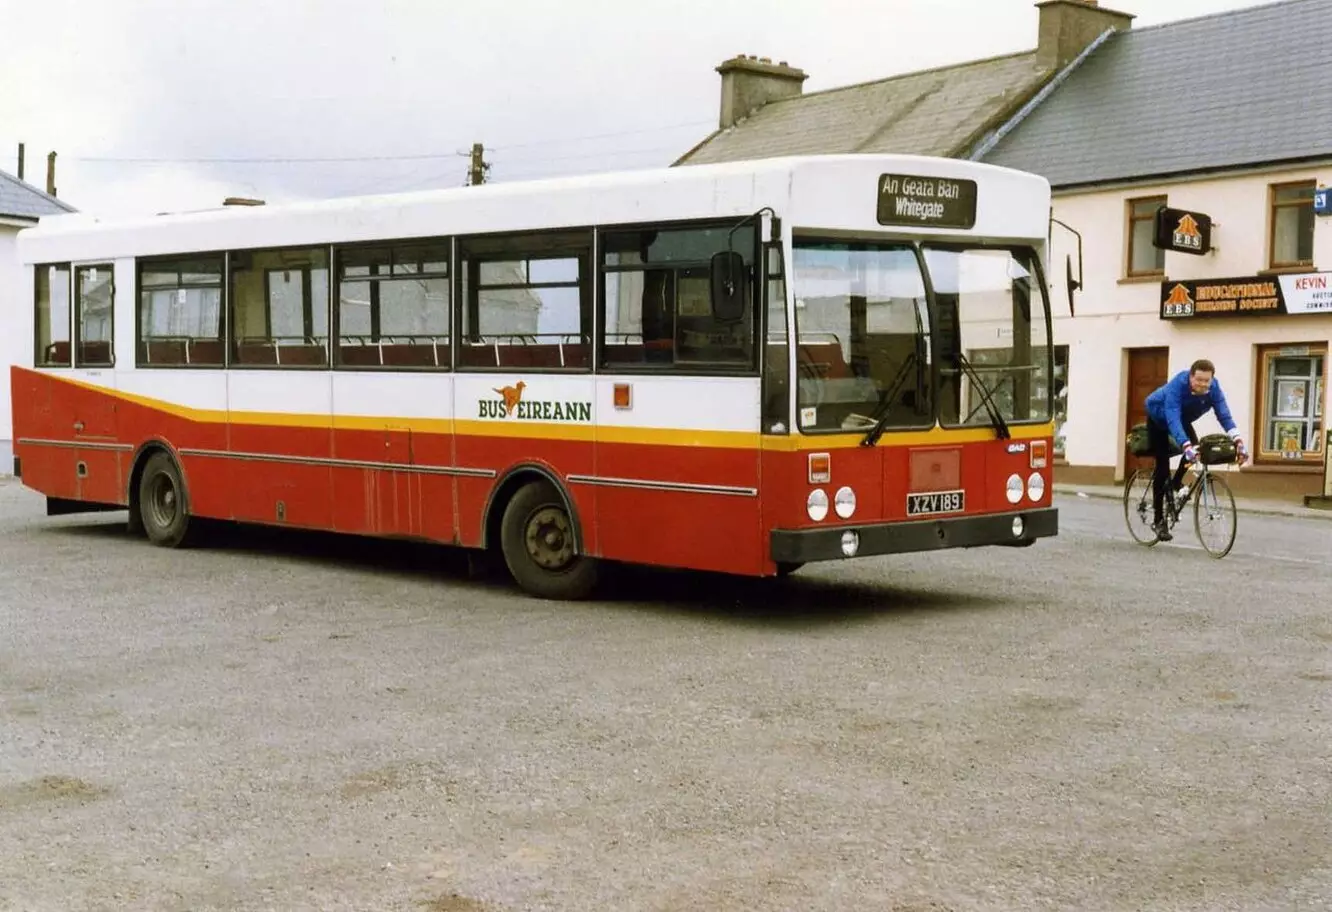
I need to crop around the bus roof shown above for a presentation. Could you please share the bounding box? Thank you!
[17,153,1051,264]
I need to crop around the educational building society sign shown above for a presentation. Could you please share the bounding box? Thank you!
[1160,272,1332,320]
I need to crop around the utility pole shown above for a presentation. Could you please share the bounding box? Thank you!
[467,142,489,186]
[46,151,57,197]
[17,143,24,181]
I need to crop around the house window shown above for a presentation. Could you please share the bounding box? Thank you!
[1051,344,1069,458]
[1256,343,1324,462]
[1269,181,1315,269]
[1126,196,1166,277]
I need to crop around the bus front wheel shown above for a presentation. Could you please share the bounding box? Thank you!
[138,451,195,548]
[499,480,598,600]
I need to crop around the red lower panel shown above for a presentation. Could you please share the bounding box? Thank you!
[77,448,128,505]
[594,440,762,574]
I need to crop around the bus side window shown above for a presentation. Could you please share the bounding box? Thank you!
[75,264,115,368]
[35,263,72,367]
[599,222,757,372]
[136,255,225,367]
[457,229,592,372]
[229,247,330,368]
[335,242,450,369]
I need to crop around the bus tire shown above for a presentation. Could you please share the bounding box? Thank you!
[499,479,598,600]
[137,450,195,548]
[775,561,804,577]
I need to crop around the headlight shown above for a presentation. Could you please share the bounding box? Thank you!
[834,486,857,519]
[840,530,860,557]
[1027,472,1045,502]
[1006,473,1024,504]
[1012,516,1025,537]
[807,488,829,521]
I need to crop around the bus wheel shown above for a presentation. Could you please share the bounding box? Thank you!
[138,451,195,548]
[775,561,804,577]
[499,480,598,600]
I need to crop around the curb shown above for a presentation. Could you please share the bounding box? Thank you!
[1054,485,1332,522]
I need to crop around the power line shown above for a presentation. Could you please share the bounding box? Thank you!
[14,120,715,166]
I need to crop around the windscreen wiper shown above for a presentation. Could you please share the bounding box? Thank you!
[954,353,1011,440]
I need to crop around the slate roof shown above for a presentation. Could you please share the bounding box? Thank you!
[981,0,1332,188]
[677,50,1056,165]
[0,169,76,220]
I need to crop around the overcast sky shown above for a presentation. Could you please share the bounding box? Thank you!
[0,0,1287,217]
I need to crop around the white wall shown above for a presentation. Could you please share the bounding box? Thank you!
[1047,164,1332,474]
[0,227,22,442]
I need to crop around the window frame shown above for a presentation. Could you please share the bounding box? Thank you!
[331,236,454,372]
[1267,180,1316,270]
[33,261,72,369]
[595,216,761,377]
[134,251,228,369]
[226,243,333,371]
[74,262,116,368]
[1253,342,1326,464]
[455,227,595,374]
[1125,195,1167,278]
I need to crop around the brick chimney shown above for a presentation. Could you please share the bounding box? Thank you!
[716,54,808,129]
[1036,0,1134,70]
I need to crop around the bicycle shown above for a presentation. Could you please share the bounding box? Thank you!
[1122,429,1239,558]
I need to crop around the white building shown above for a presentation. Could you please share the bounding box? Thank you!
[1,168,77,453]
[982,0,1331,501]
[680,0,1332,502]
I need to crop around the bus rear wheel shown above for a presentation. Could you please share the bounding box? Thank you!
[138,451,195,548]
[499,480,598,600]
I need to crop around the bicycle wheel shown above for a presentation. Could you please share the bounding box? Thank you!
[1123,468,1161,546]
[1193,472,1237,558]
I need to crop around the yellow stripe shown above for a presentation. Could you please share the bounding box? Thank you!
[33,370,1051,451]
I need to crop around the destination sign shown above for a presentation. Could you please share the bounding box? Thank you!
[877,173,977,229]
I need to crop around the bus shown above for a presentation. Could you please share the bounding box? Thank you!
[9,153,1062,600]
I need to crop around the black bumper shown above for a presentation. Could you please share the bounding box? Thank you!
[771,508,1059,564]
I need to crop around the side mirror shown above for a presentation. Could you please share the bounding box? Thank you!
[710,250,748,323]
[1065,254,1081,318]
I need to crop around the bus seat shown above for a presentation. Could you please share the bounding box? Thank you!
[79,340,113,364]
[381,343,437,367]
[277,344,328,366]
[188,339,225,365]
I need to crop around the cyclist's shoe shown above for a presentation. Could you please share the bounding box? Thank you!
[1152,519,1173,541]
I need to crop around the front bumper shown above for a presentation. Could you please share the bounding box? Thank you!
[770,508,1058,564]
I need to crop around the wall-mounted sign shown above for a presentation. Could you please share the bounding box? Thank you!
[1153,206,1213,255]
[1315,187,1330,217]
[877,173,977,229]
[1160,271,1332,320]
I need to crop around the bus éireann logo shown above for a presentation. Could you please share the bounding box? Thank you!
[494,381,526,416]
[479,380,593,422]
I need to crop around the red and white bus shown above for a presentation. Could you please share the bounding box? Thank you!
[10,153,1062,599]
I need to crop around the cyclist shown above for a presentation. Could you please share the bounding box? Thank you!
[1143,358,1248,541]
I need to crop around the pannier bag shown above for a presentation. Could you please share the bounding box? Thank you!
[1126,423,1182,458]
[1198,433,1237,465]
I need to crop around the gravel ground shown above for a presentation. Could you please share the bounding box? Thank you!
[1,477,1329,912]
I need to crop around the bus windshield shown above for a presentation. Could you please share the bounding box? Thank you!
[791,239,1052,435]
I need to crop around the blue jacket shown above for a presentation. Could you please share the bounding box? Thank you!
[1146,370,1238,445]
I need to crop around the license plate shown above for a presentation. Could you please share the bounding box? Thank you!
[907,489,965,516]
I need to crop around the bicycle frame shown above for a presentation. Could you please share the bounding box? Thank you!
[1123,454,1238,558]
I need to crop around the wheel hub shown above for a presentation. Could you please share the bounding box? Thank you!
[525,506,574,571]
[149,476,178,527]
